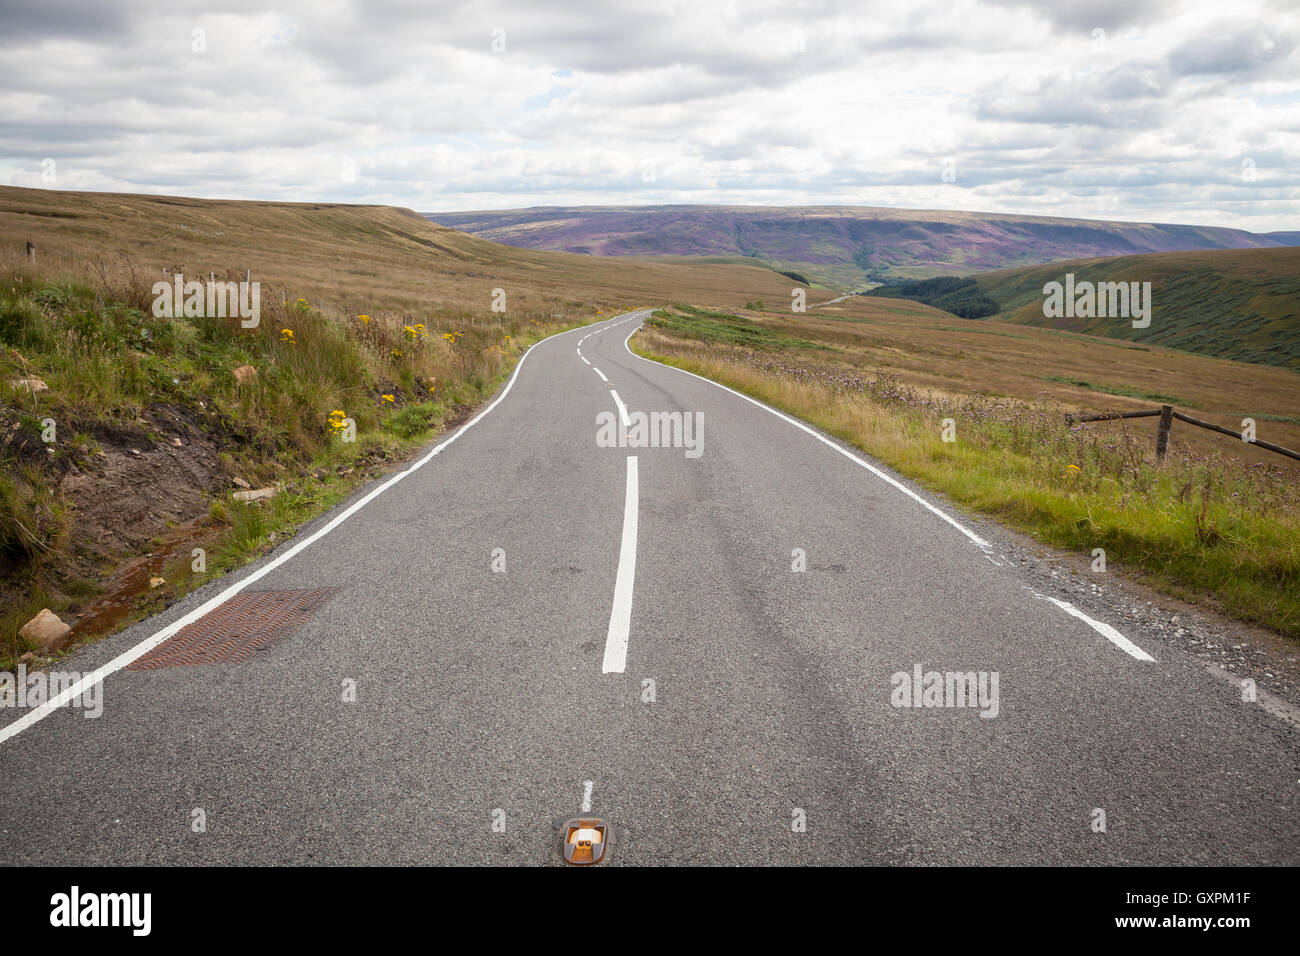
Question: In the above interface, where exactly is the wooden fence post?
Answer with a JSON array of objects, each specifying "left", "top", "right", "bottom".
[
  {"left": 1156, "top": 404, "right": 1173, "bottom": 460},
  {"left": 26, "top": 241, "right": 35, "bottom": 265},
  {"left": 1070, "top": 404, "right": 1300, "bottom": 464}
]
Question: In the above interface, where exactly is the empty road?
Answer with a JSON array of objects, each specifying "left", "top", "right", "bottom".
[{"left": 1, "top": 309, "right": 1296, "bottom": 866}]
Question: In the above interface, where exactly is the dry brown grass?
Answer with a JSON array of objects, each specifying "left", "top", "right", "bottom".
[
  {"left": 0, "top": 185, "right": 820, "bottom": 320},
  {"left": 751, "top": 296, "right": 1300, "bottom": 469}
]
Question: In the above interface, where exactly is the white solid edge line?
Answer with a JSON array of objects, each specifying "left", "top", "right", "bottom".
[
  {"left": 601, "top": 455, "right": 639, "bottom": 674},
  {"left": 0, "top": 311, "right": 635, "bottom": 746},
  {"left": 1037, "top": 594, "right": 1155, "bottom": 662},
  {"left": 1203, "top": 662, "right": 1300, "bottom": 729},
  {"left": 619, "top": 318, "right": 989, "bottom": 549}
]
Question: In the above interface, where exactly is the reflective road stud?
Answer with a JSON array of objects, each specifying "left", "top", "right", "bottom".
[{"left": 561, "top": 818, "right": 610, "bottom": 865}]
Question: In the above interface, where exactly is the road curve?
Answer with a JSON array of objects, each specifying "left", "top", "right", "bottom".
[{"left": 0, "top": 309, "right": 1295, "bottom": 866}]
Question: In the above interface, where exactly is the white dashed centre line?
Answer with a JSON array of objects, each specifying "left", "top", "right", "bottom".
[
  {"left": 601, "top": 456, "right": 639, "bottom": 674},
  {"left": 609, "top": 389, "right": 631, "bottom": 428}
]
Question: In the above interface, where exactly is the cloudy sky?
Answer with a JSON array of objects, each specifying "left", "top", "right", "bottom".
[{"left": 2, "top": 0, "right": 1297, "bottom": 230}]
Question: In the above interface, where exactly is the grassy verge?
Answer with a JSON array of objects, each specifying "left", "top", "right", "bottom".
[
  {"left": 631, "top": 319, "right": 1300, "bottom": 640},
  {"left": 649, "top": 305, "right": 829, "bottom": 351},
  {"left": 1, "top": 262, "right": 587, "bottom": 670}
]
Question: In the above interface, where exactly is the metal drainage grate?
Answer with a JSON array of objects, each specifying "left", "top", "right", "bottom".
[{"left": 127, "top": 588, "right": 339, "bottom": 670}]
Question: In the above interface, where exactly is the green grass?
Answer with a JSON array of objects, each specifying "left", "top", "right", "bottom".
[
  {"left": 1042, "top": 377, "right": 1189, "bottom": 406},
  {"left": 648, "top": 305, "right": 830, "bottom": 351},
  {"left": 935, "top": 326, "right": 1030, "bottom": 339},
  {"left": 1229, "top": 412, "right": 1300, "bottom": 425},
  {"left": 0, "top": 464, "right": 72, "bottom": 566},
  {"left": 205, "top": 470, "right": 355, "bottom": 572},
  {"left": 975, "top": 247, "right": 1300, "bottom": 369},
  {"left": 383, "top": 401, "right": 443, "bottom": 440},
  {"left": 863, "top": 276, "right": 999, "bottom": 318}
]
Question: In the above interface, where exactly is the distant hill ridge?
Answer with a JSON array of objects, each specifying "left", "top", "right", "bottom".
[
  {"left": 425, "top": 204, "right": 1283, "bottom": 287},
  {"left": 970, "top": 246, "right": 1300, "bottom": 370}
]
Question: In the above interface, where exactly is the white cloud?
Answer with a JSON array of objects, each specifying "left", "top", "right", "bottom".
[{"left": 1, "top": 0, "right": 1296, "bottom": 230}]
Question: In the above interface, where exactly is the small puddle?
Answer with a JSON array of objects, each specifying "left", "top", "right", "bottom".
[{"left": 67, "top": 519, "right": 219, "bottom": 642}]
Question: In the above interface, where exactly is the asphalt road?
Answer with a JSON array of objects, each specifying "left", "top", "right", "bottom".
[{"left": 1, "top": 309, "right": 1296, "bottom": 866}]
